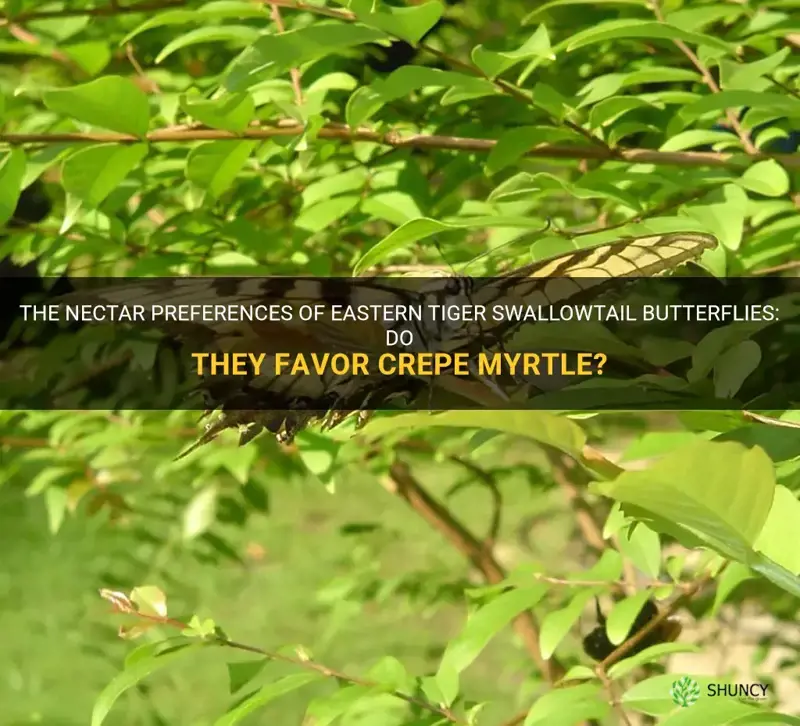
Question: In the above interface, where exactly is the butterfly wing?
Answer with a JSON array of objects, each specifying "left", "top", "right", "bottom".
[
  {"left": 23, "top": 232, "right": 716, "bottom": 450},
  {"left": 429, "top": 232, "right": 717, "bottom": 403}
]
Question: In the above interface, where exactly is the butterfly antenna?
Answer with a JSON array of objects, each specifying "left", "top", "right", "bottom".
[
  {"left": 594, "top": 597, "right": 606, "bottom": 625},
  {"left": 432, "top": 237, "right": 459, "bottom": 277}
]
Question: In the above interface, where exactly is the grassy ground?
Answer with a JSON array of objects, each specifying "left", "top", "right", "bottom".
[{"left": 0, "top": 442, "right": 584, "bottom": 726}]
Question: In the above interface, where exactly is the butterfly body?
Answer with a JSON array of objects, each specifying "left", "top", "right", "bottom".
[{"left": 582, "top": 597, "right": 683, "bottom": 662}]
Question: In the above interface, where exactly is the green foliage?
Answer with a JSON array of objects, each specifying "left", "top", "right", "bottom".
[{"left": 1, "top": 0, "right": 799, "bottom": 724}]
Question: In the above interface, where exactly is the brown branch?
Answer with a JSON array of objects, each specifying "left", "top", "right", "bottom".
[
  {"left": 547, "top": 451, "right": 606, "bottom": 552},
  {"left": 3, "top": 121, "right": 798, "bottom": 169},
  {"left": 596, "top": 667, "right": 633, "bottom": 726},
  {"left": 384, "top": 459, "right": 563, "bottom": 683},
  {"left": 126, "top": 44, "right": 161, "bottom": 95},
  {"left": 650, "top": 1, "right": 757, "bottom": 154},
  {"left": 2, "top": 0, "right": 187, "bottom": 23},
  {"left": 751, "top": 259, "right": 800, "bottom": 276},
  {"left": 265, "top": 3, "right": 304, "bottom": 106}
]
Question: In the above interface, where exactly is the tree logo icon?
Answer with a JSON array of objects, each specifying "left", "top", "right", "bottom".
[{"left": 671, "top": 676, "right": 701, "bottom": 708}]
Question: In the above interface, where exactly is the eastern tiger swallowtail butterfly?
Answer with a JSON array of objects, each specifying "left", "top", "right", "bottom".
[
  {"left": 582, "top": 597, "right": 682, "bottom": 662},
  {"left": 41, "top": 232, "right": 718, "bottom": 455}
]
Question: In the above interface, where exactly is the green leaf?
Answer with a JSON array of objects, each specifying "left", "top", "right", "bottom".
[
  {"left": 63, "top": 41, "right": 112, "bottom": 76},
  {"left": 658, "top": 698, "right": 762, "bottom": 725},
  {"left": 524, "top": 0, "right": 648, "bottom": 24},
  {"left": 352, "top": 216, "right": 552, "bottom": 275},
  {"left": 539, "top": 589, "right": 598, "bottom": 660},
  {"left": 156, "top": 26, "right": 261, "bottom": 64},
  {"left": 439, "top": 585, "right": 547, "bottom": 680},
  {"left": 472, "top": 25, "right": 554, "bottom": 79},
  {"left": 182, "top": 615, "right": 216, "bottom": 638},
  {"left": 61, "top": 144, "right": 148, "bottom": 209},
  {"left": 0, "top": 148, "right": 26, "bottom": 227},
  {"left": 524, "top": 683, "right": 609, "bottom": 726},
  {"left": 225, "top": 22, "right": 388, "bottom": 92},
  {"left": 227, "top": 658, "right": 268, "bottom": 694},
  {"left": 43, "top": 76, "right": 150, "bottom": 136},
  {"left": 92, "top": 644, "right": 204, "bottom": 726},
  {"left": 721, "top": 48, "right": 791, "bottom": 90},
  {"left": 296, "top": 195, "right": 361, "bottom": 233},
  {"left": 305, "top": 684, "right": 380, "bottom": 726},
  {"left": 560, "top": 665, "right": 598, "bottom": 682},
  {"left": 592, "top": 100, "right": 657, "bottom": 133},
  {"left": 749, "top": 553, "right": 800, "bottom": 598},
  {"left": 713, "top": 340, "right": 761, "bottom": 398},
  {"left": 711, "top": 562, "right": 755, "bottom": 615},
  {"left": 728, "top": 714, "right": 800, "bottom": 726},
  {"left": 346, "top": 67, "right": 495, "bottom": 127},
  {"left": 584, "top": 549, "right": 625, "bottom": 581},
  {"left": 617, "top": 523, "right": 661, "bottom": 578},
  {"left": 660, "top": 129, "right": 743, "bottom": 152},
  {"left": 366, "top": 656, "right": 411, "bottom": 692},
  {"left": 486, "top": 126, "right": 580, "bottom": 174},
  {"left": 45, "top": 486, "right": 68, "bottom": 534},
  {"left": 564, "top": 20, "right": 731, "bottom": 53},
  {"left": 214, "top": 672, "right": 320, "bottom": 726},
  {"left": 738, "top": 160, "right": 790, "bottom": 197},
  {"left": 684, "top": 183, "right": 748, "bottom": 250},
  {"left": 678, "top": 91, "right": 800, "bottom": 128},
  {"left": 122, "top": 1, "right": 268, "bottom": 44},
  {"left": 592, "top": 441, "right": 775, "bottom": 563},
  {"left": 359, "top": 411, "right": 587, "bottom": 459},
  {"left": 207, "top": 251, "right": 259, "bottom": 269},
  {"left": 179, "top": 91, "right": 255, "bottom": 133},
  {"left": 185, "top": 140, "right": 256, "bottom": 198},
  {"left": 351, "top": 0, "right": 444, "bottom": 45},
  {"left": 607, "top": 642, "right": 701, "bottom": 679},
  {"left": 606, "top": 591, "right": 652, "bottom": 645},
  {"left": 666, "top": 5, "right": 745, "bottom": 31},
  {"left": 753, "top": 485, "right": 800, "bottom": 575},
  {"left": 183, "top": 486, "right": 218, "bottom": 540}
]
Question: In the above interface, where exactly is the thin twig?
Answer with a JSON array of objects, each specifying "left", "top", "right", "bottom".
[
  {"left": 101, "top": 591, "right": 466, "bottom": 725},
  {"left": 596, "top": 667, "right": 633, "bottom": 726},
  {"left": 547, "top": 450, "right": 606, "bottom": 552},
  {"left": 126, "top": 43, "right": 161, "bottom": 94},
  {"left": 266, "top": 3, "right": 304, "bottom": 106},
  {"left": 650, "top": 1, "right": 756, "bottom": 154}
]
